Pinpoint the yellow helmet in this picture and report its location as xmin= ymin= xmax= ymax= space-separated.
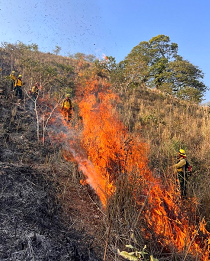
xmin=66 ymin=94 xmax=71 ymax=97
xmin=18 ymin=75 xmax=22 ymax=78
xmin=179 ymin=149 xmax=186 ymax=156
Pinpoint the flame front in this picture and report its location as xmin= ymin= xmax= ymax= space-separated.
xmin=47 ymin=75 xmax=209 ymax=260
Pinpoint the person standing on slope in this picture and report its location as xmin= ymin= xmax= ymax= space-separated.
xmin=173 ymin=149 xmax=191 ymax=199
xmin=31 ymin=82 xmax=39 ymax=100
xmin=61 ymin=94 xmax=73 ymax=121
xmin=9 ymin=71 xmax=16 ymax=91
xmin=14 ymin=74 xmax=23 ymax=100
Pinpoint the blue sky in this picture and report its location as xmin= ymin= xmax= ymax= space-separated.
xmin=0 ymin=0 xmax=210 ymax=102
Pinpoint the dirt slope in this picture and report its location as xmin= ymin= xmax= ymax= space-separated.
xmin=0 ymin=95 xmax=105 ymax=261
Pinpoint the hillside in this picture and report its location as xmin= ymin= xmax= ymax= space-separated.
xmin=0 ymin=96 xmax=105 ymax=260
xmin=1 ymin=80 xmax=210 ymax=261
xmin=1 ymin=43 xmax=210 ymax=260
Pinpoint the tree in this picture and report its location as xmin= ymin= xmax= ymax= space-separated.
xmin=93 ymin=56 xmax=116 ymax=78
xmin=161 ymin=57 xmax=205 ymax=102
xmin=53 ymin=46 xmax=61 ymax=55
xmin=123 ymin=35 xmax=208 ymax=102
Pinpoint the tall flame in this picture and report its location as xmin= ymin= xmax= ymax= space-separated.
xmin=46 ymin=75 xmax=210 ymax=260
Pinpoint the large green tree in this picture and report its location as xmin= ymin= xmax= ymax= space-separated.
xmin=123 ymin=35 xmax=208 ymax=103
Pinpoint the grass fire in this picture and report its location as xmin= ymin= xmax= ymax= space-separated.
xmin=46 ymin=75 xmax=210 ymax=260
xmin=1 ymin=43 xmax=210 ymax=260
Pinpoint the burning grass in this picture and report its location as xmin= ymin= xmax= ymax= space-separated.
xmin=45 ymin=75 xmax=210 ymax=260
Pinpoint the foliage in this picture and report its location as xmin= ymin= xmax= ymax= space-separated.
xmin=0 ymin=41 xmax=76 ymax=98
xmin=53 ymin=45 xmax=61 ymax=55
xmin=123 ymin=35 xmax=208 ymax=103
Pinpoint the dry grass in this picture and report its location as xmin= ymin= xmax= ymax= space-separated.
xmin=119 ymin=87 xmax=210 ymax=225
xmin=2 ymin=44 xmax=210 ymax=259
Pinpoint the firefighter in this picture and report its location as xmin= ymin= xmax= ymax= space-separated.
xmin=14 ymin=75 xmax=23 ymax=99
xmin=31 ymin=82 xmax=39 ymax=100
xmin=61 ymin=94 xmax=73 ymax=121
xmin=173 ymin=149 xmax=188 ymax=198
xmin=9 ymin=71 xmax=16 ymax=91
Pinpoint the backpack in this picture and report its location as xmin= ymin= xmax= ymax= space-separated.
xmin=185 ymin=160 xmax=192 ymax=176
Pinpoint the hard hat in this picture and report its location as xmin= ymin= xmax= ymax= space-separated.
xmin=12 ymin=71 xmax=15 ymax=74
xmin=179 ymin=149 xmax=186 ymax=156
xmin=66 ymin=94 xmax=71 ymax=97
xmin=18 ymin=75 xmax=22 ymax=78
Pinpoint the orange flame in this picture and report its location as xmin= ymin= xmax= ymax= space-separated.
xmin=45 ymin=75 xmax=209 ymax=259
xmin=76 ymin=76 xmax=209 ymax=259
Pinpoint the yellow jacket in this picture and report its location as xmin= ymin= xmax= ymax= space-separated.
xmin=62 ymin=98 xmax=72 ymax=109
xmin=31 ymin=85 xmax=38 ymax=93
xmin=10 ymin=74 xmax=16 ymax=81
xmin=15 ymin=78 xmax=22 ymax=87
xmin=173 ymin=158 xmax=186 ymax=173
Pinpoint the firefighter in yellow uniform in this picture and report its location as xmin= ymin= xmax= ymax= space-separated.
xmin=61 ymin=94 xmax=73 ymax=121
xmin=14 ymin=75 xmax=23 ymax=99
xmin=31 ymin=82 xmax=39 ymax=100
xmin=9 ymin=71 xmax=16 ymax=91
xmin=173 ymin=149 xmax=188 ymax=198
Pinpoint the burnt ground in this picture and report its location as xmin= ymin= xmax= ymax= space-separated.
xmin=0 ymin=94 xmax=107 ymax=261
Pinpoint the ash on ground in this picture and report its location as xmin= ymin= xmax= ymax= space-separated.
xmin=0 ymin=96 xmax=103 ymax=261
